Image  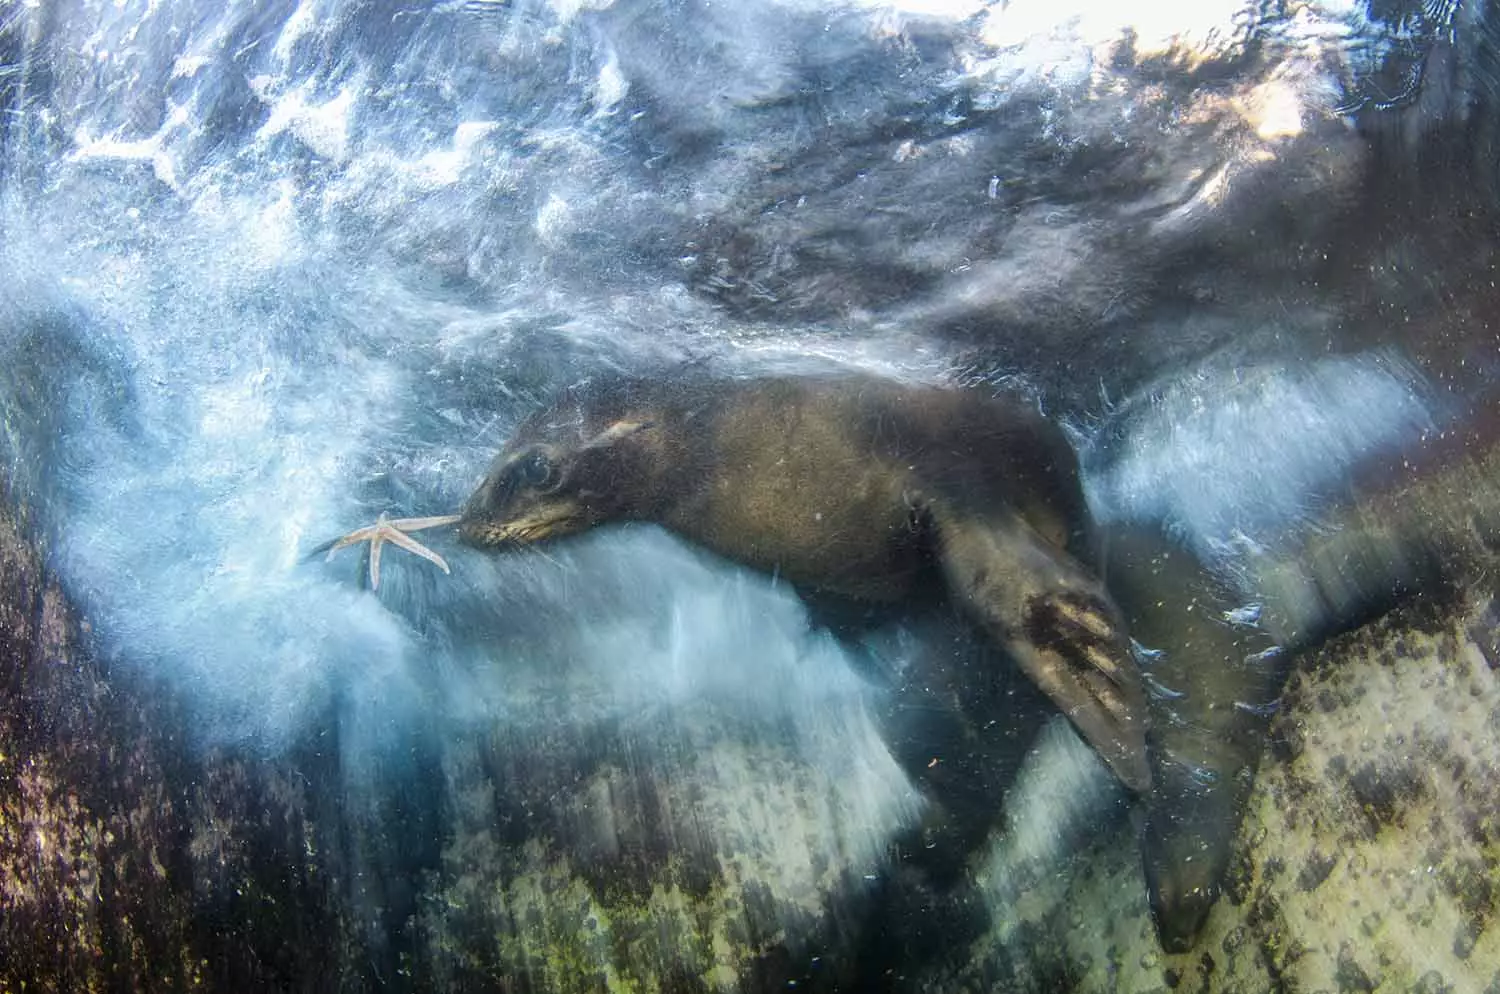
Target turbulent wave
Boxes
[0,0,1492,987]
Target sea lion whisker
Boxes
[521,544,566,570]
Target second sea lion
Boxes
[330,371,1153,792]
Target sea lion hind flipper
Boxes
[934,509,1152,792]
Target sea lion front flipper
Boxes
[933,507,1152,792]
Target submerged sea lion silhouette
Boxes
[321,372,1151,792]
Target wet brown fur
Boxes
[459,373,1152,791]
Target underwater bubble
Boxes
[1245,645,1286,666]
[1144,673,1187,701]
[1131,639,1166,666]
[1234,698,1282,718]
[1223,603,1263,627]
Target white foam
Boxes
[255,79,357,162]
[1086,353,1438,559]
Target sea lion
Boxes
[1100,524,1291,952]
[325,372,1152,792]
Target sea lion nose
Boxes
[454,514,487,548]
[455,489,491,537]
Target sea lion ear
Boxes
[582,419,655,450]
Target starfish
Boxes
[317,513,462,590]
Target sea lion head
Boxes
[458,380,665,548]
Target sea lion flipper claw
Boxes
[936,510,1152,792]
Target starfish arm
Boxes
[369,534,385,591]
[388,514,463,531]
[322,525,379,561]
[383,528,452,574]
[302,535,344,561]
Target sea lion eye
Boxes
[518,450,559,491]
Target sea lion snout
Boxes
[458,413,659,547]
[457,443,584,547]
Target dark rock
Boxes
[0,507,361,992]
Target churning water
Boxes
[0,0,1491,989]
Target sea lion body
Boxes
[662,380,1078,601]
[659,381,935,602]
[459,373,1151,791]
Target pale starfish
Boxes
[319,513,462,590]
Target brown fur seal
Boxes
[1101,524,1291,951]
[443,373,1152,791]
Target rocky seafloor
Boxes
[979,598,1500,994]
[2,498,1497,993]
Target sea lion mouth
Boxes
[458,504,586,548]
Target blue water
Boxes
[0,0,1484,984]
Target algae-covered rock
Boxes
[6,472,1500,992]
[956,597,1500,994]
[417,664,920,992]
[0,507,362,992]
[1203,602,1500,994]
